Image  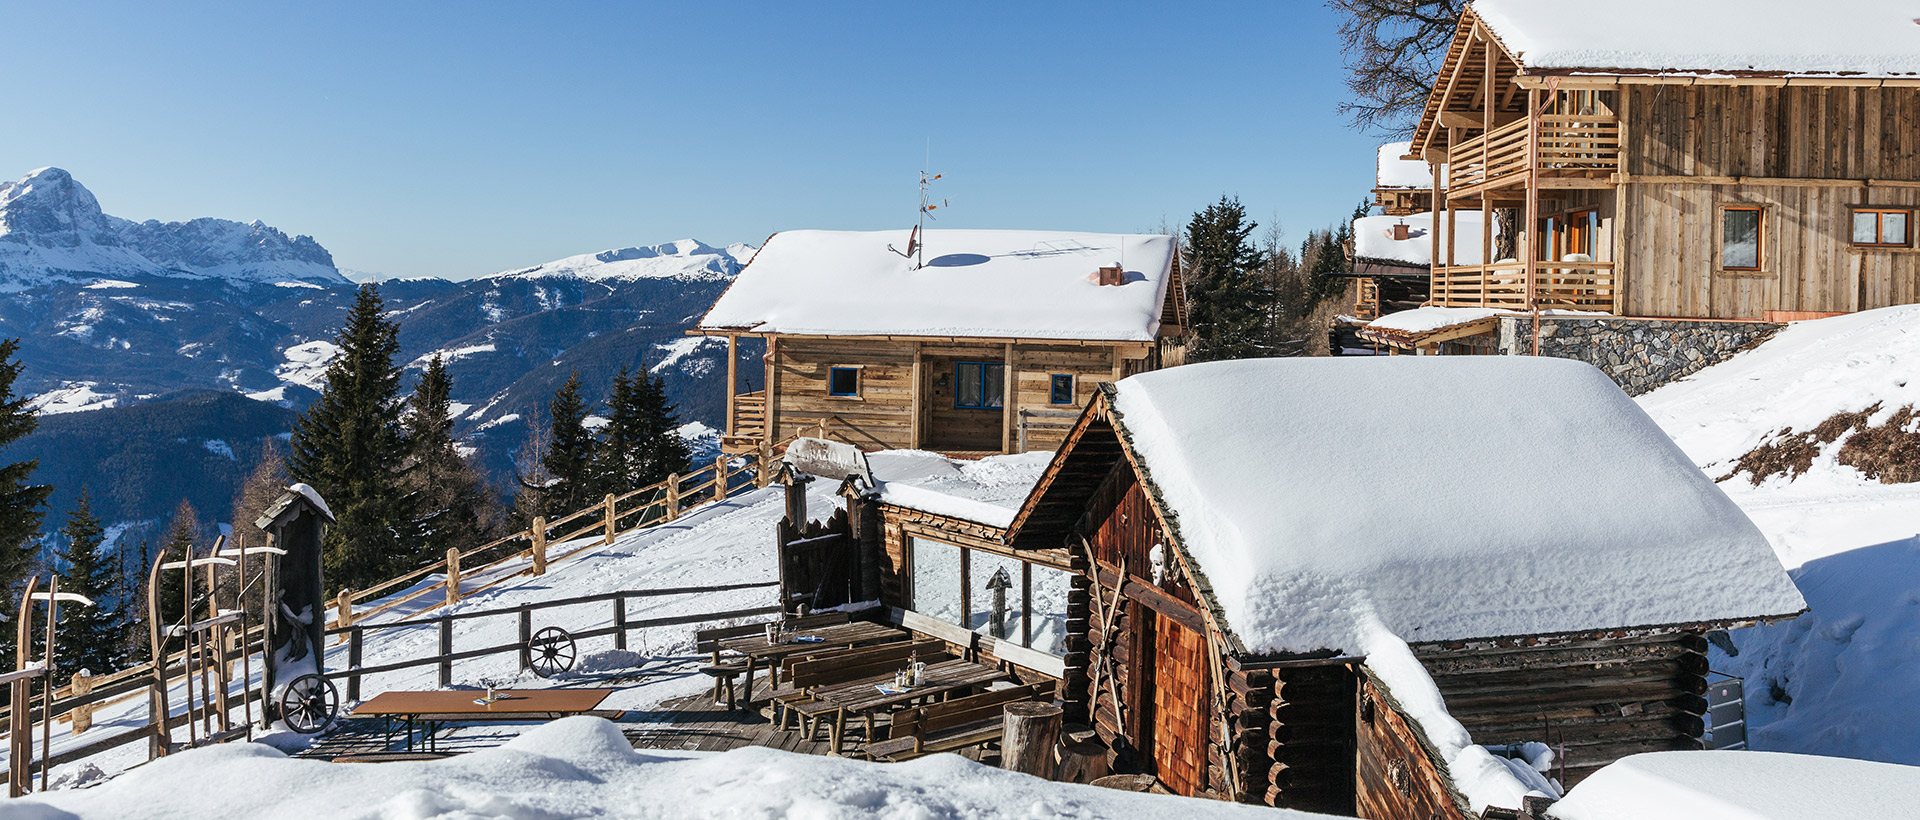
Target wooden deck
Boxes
[625,692,996,763]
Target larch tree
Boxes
[403,355,499,559]
[53,489,130,675]
[229,442,291,623]
[0,338,52,599]
[1330,0,1464,136]
[538,372,598,515]
[1183,197,1274,362]
[289,284,413,592]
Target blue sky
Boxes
[5,1,1376,280]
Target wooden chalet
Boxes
[696,229,1187,457]
[992,357,1804,816]
[1405,0,1920,326]
[1372,141,1437,218]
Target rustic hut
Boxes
[695,229,1187,457]
[999,357,1805,817]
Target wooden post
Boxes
[1001,701,1063,778]
[334,588,354,644]
[531,517,548,576]
[1001,343,1016,453]
[712,456,729,503]
[438,616,453,687]
[612,596,628,651]
[1055,730,1110,784]
[445,547,462,605]
[518,609,533,671]
[603,494,617,544]
[347,628,363,701]
[666,474,681,522]
[71,671,95,734]
[908,341,923,449]
[755,442,773,489]
[725,333,738,437]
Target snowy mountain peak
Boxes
[492,238,755,283]
[0,166,347,291]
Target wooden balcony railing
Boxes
[725,390,768,450]
[1448,115,1621,197]
[1432,261,1619,314]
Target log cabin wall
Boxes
[1264,664,1359,815]
[1617,84,1920,318]
[1412,629,1711,786]
[771,338,917,449]
[1355,673,1471,820]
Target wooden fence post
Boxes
[518,609,533,671]
[445,547,462,606]
[713,456,729,503]
[334,589,354,645]
[1001,701,1063,778]
[347,628,363,701]
[603,494,617,544]
[70,671,95,734]
[755,442,773,489]
[613,596,628,651]
[531,518,548,576]
[438,616,453,687]
[666,474,682,522]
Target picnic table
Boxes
[718,621,907,705]
[351,688,617,752]
[798,658,1008,753]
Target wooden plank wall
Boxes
[921,346,1005,451]
[1620,85,1920,318]
[1012,344,1118,453]
[1355,674,1471,820]
[1413,630,1710,786]
[771,338,916,448]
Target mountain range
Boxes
[0,167,760,536]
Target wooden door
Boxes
[1150,612,1210,796]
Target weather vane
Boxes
[888,164,949,269]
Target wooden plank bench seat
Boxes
[333,751,456,763]
[694,612,852,709]
[774,639,949,732]
[865,681,1055,763]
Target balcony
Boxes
[1432,261,1618,314]
[1447,115,1620,201]
[722,390,768,453]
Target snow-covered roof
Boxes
[1365,306,1504,337]
[1472,0,1920,78]
[868,450,1053,529]
[1548,751,1920,820]
[1105,357,1804,656]
[1376,142,1433,189]
[697,229,1177,342]
[1353,211,1494,267]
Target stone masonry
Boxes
[1497,316,1783,396]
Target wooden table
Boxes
[351,688,616,751]
[718,621,908,705]
[800,659,1008,753]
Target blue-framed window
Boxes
[828,366,860,397]
[1049,374,1074,404]
[955,361,1005,409]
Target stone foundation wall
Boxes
[1497,317,1783,396]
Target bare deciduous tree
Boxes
[1330,0,1464,137]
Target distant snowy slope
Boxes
[491,239,752,282]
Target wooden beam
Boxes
[724,334,738,438]
[1091,562,1206,635]
[1439,110,1522,130]
[1618,173,1920,189]
[909,341,923,449]
[1002,342,1016,453]
[1514,74,1920,90]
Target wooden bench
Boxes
[775,638,948,733]
[694,612,852,709]
[865,681,1056,762]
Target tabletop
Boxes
[351,688,614,717]
[807,659,1006,714]
[718,621,907,660]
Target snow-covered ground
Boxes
[1637,305,1920,765]
[1547,750,1920,820]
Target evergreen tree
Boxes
[595,366,692,497]
[150,501,199,653]
[1183,197,1274,361]
[0,338,52,596]
[402,355,499,558]
[539,372,598,514]
[288,284,412,591]
[53,489,129,675]
[593,368,643,497]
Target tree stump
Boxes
[1055,726,1109,783]
[1001,701,1063,778]
[70,671,95,734]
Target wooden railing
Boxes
[1448,115,1620,196]
[725,391,768,451]
[1432,261,1619,314]
[1356,278,1381,320]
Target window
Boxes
[1049,374,1074,405]
[1538,209,1598,261]
[1853,208,1912,248]
[1722,206,1763,271]
[908,536,1072,657]
[954,362,1005,409]
[827,366,860,397]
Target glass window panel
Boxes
[828,367,859,396]
[982,363,1005,409]
[1028,564,1073,657]
[1723,209,1760,269]
[956,364,982,408]
[967,551,1024,643]
[1854,212,1881,244]
[909,537,963,627]
[1050,374,1073,404]
[1886,212,1909,245]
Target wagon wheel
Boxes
[279,673,339,734]
[528,626,577,678]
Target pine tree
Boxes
[403,355,499,559]
[53,489,129,675]
[0,338,53,597]
[593,368,642,497]
[540,372,598,514]
[594,366,692,498]
[1183,197,1274,361]
[150,501,200,653]
[288,284,412,591]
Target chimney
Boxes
[1089,265,1125,286]
[1392,222,1410,241]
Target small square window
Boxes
[827,367,860,397]
[1852,208,1912,248]
[1722,207,1762,270]
[1049,374,1074,404]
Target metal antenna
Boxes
[888,143,949,269]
